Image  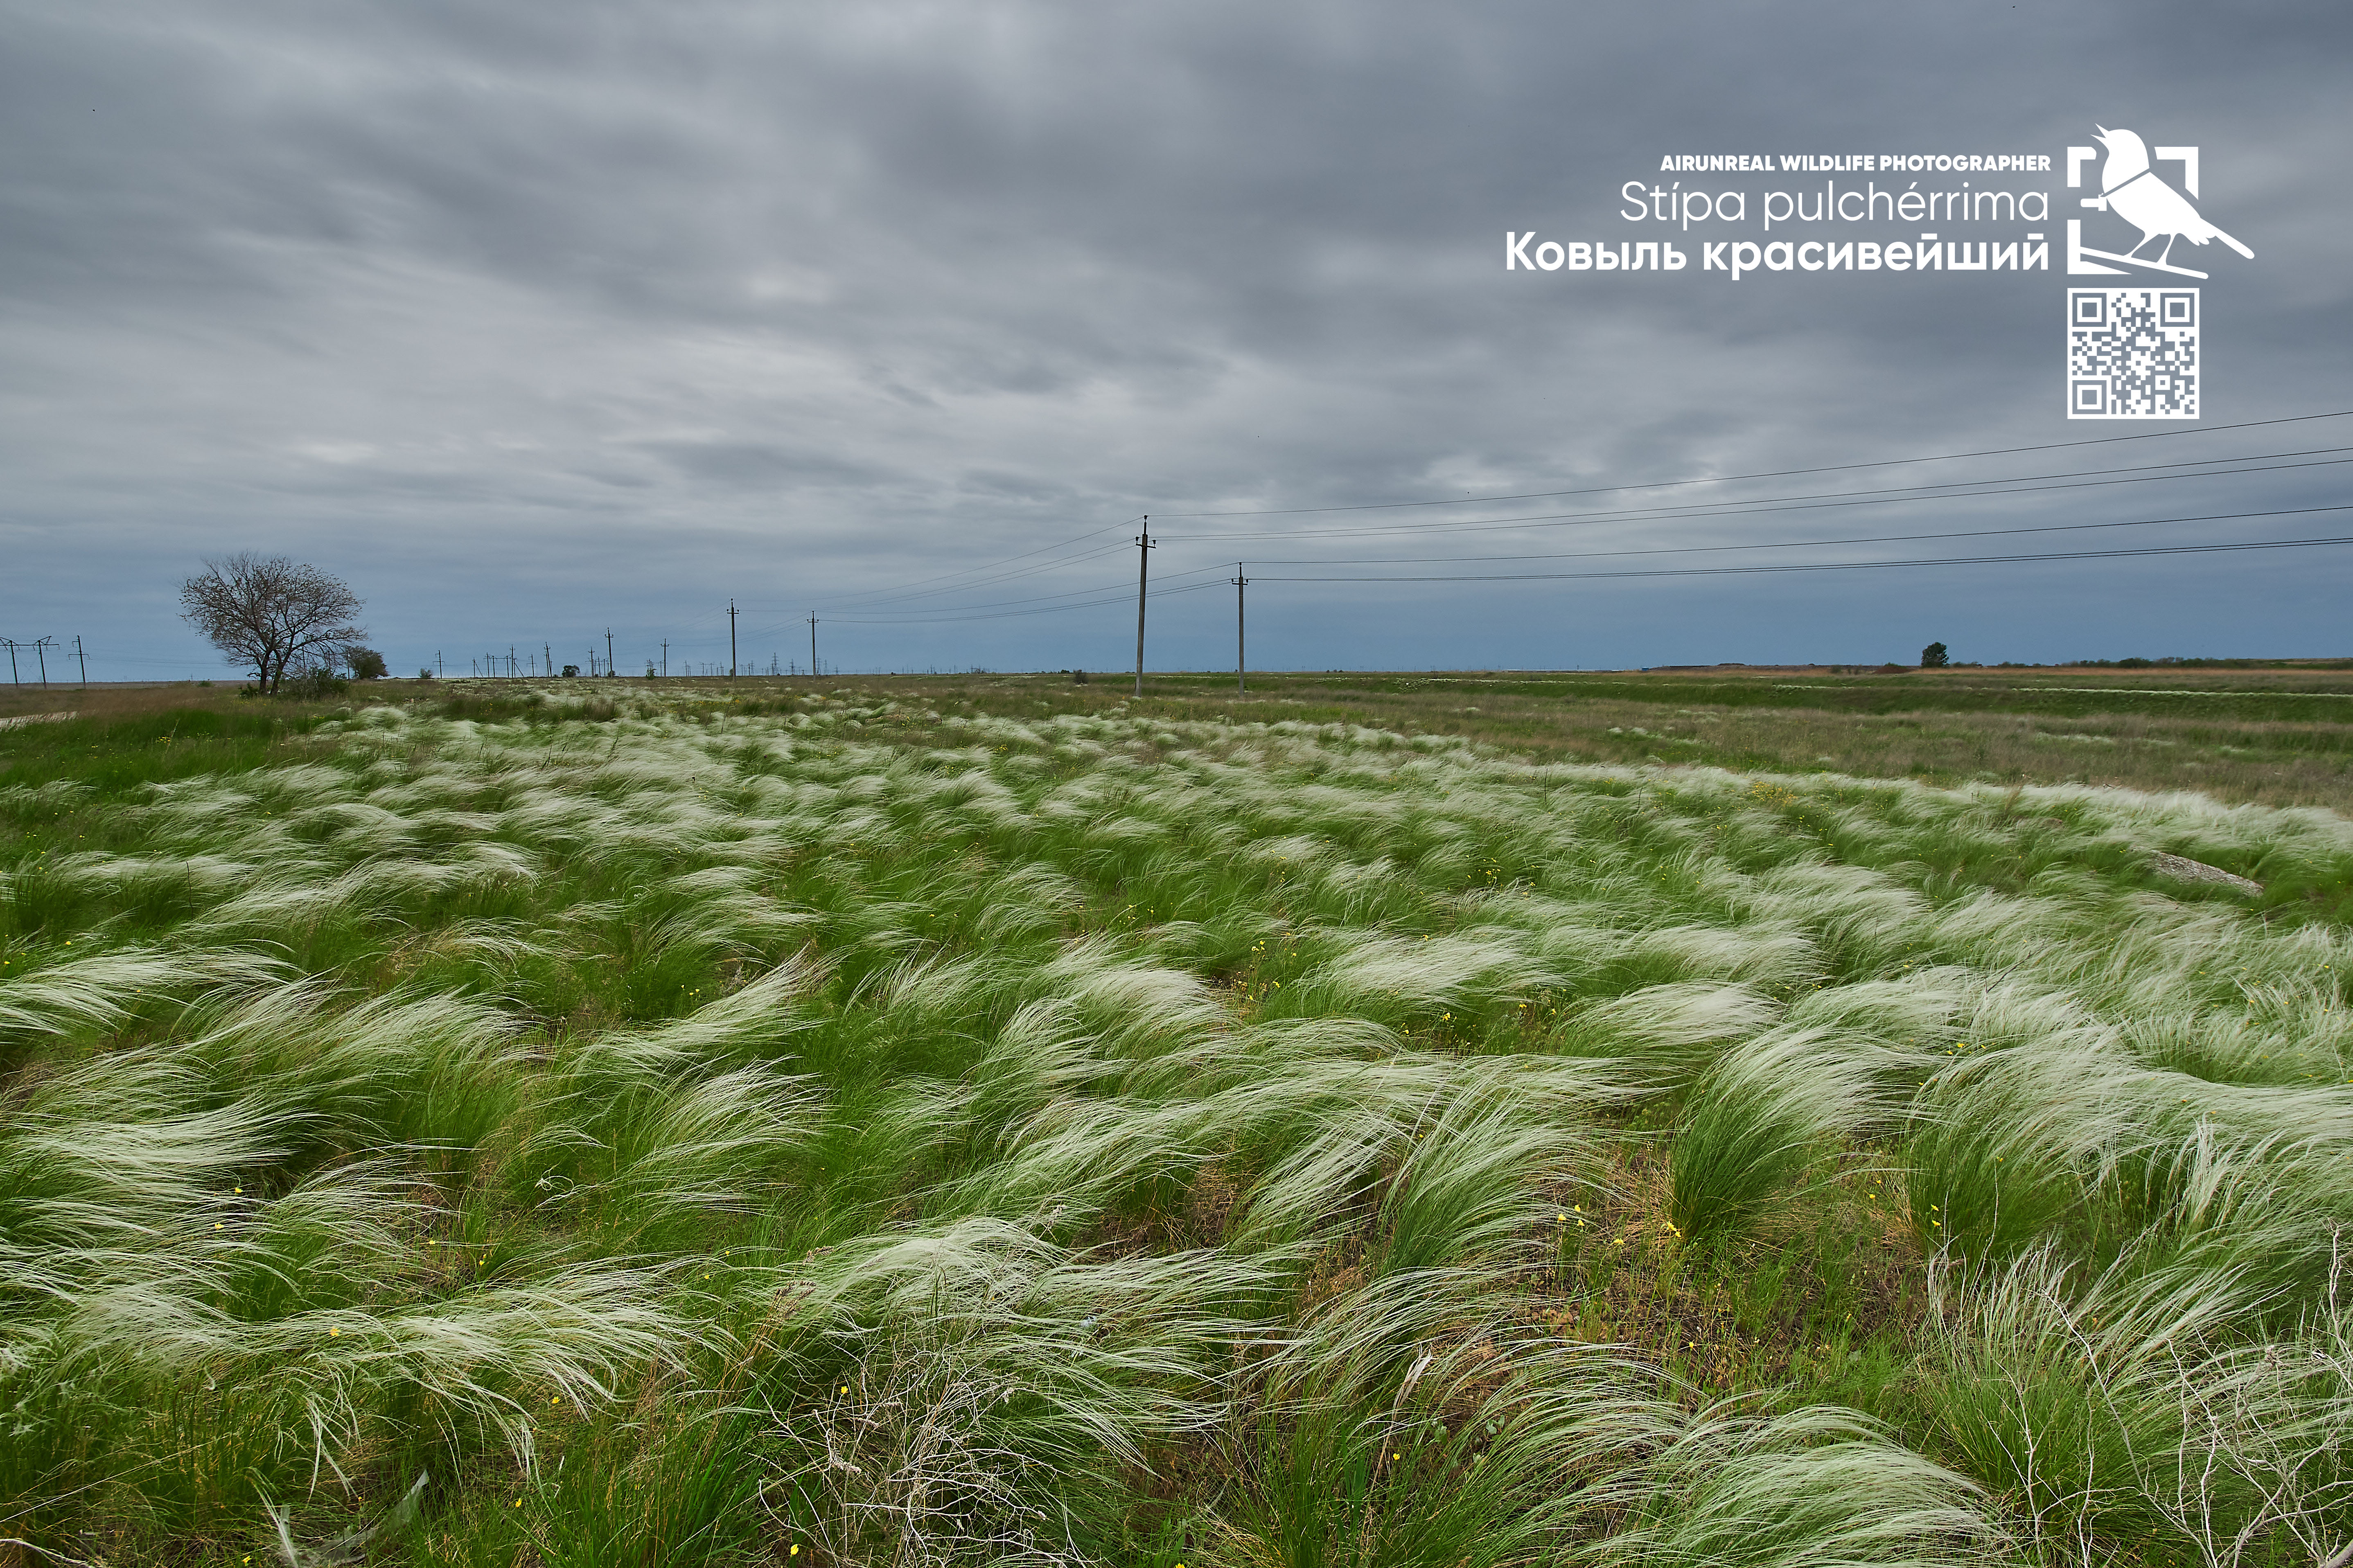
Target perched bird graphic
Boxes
[2083,126,2252,267]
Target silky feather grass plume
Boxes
[1921,1239,2353,1560]
[1669,1026,1935,1242]
[0,944,289,1041]
[11,694,2353,1561]
[0,1092,310,1324]
[169,983,531,1154]
[1226,1272,1634,1568]
[1906,1036,2353,1264]
[1566,1405,2010,1568]
[1236,1271,2005,1568]
[937,994,1617,1239]
[559,948,830,1079]
[519,957,832,1229]
[765,1218,1283,1566]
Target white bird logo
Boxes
[2081,126,2252,270]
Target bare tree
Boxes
[178,553,365,694]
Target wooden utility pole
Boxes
[1232,564,1248,695]
[605,628,614,676]
[32,637,56,686]
[1,638,20,685]
[728,600,738,678]
[1133,519,1153,697]
[544,643,552,679]
[74,635,87,686]
[808,614,819,679]
[660,639,668,677]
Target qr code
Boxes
[2067,288,2197,419]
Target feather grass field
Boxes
[4,680,2352,1565]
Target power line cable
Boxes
[817,561,1240,624]
[729,409,2353,634]
[782,509,2353,628]
[1249,533,2353,584]
[729,527,1149,638]
[1158,449,2353,542]
[824,577,1230,625]
[813,517,1145,610]
[1152,409,2353,518]
[794,537,1141,619]
[774,446,2352,630]
[1236,502,2353,568]
[773,489,2353,630]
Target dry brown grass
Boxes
[20,662,2353,806]
[0,676,433,724]
[759,665,2353,810]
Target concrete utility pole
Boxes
[74,635,87,686]
[808,614,818,679]
[605,628,614,675]
[436,651,443,678]
[1133,518,1153,697]
[33,637,56,686]
[1232,564,1248,695]
[728,599,738,678]
[660,639,669,678]
[510,645,517,679]
[544,643,552,679]
[1,638,19,686]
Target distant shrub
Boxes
[277,667,349,700]
[346,647,388,680]
[1920,642,1949,668]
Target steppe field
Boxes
[5,667,2353,1567]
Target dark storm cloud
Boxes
[3,0,2349,677]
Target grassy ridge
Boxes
[1230,669,2353,724]
[2,682,2351,1564]
[0,706,338,795]
[1135,667,2353,807]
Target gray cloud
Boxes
[3,0,2349,679]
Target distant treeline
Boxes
[2048,657,2353,669]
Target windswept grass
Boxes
[4,679,2353,1564]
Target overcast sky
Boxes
[5,0,2348,681]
